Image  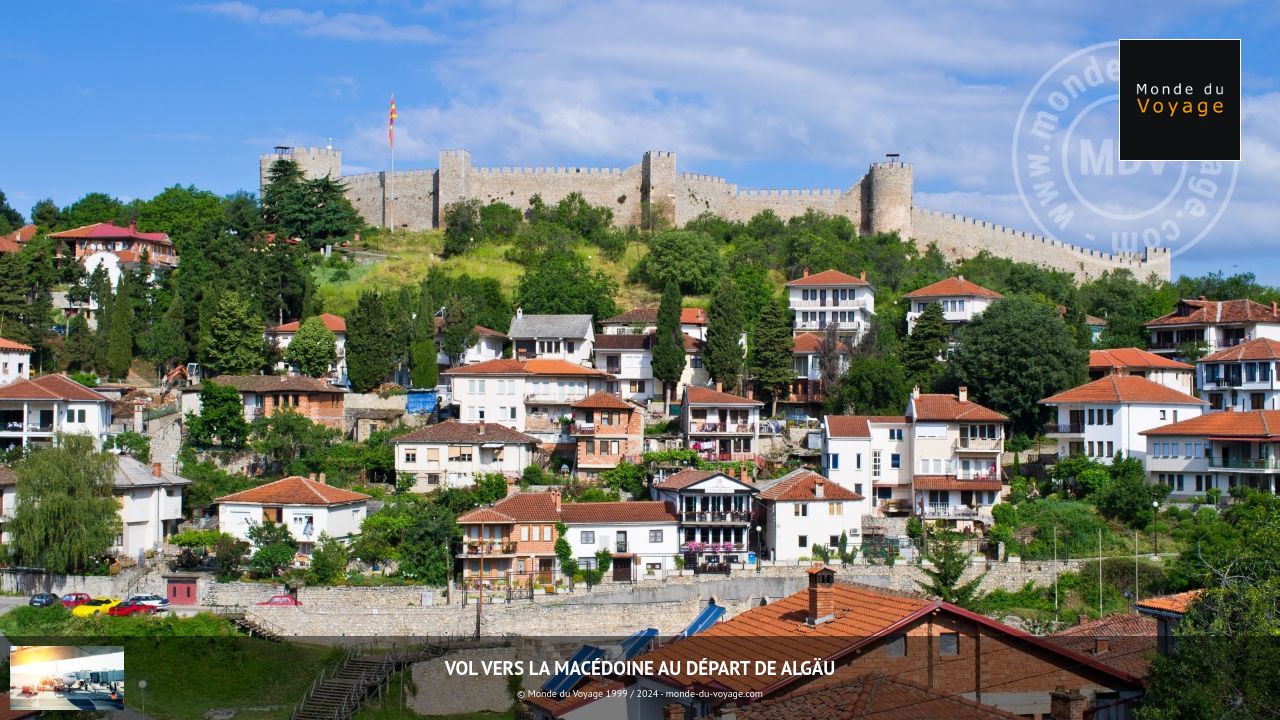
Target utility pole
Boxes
[1134,529,1140,604]
[476,520,483,640]
[1098,528,1103,617]
[1053,526,1058,615]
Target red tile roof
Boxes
[593,334,652,351]
[912,475,1003,491]
[558,500,678,524]
[1143,299,1280,328]
[1135,589,1203,615]
[215,476,369,506]
[4,224,38,245]
[49,221,172,245]
[785,269,870,287]
[205,375,345,394]
[1140,410,1280,438]
[911,393,1007,422]
[1090,348,1193,370]
[457,492,561,524]
[652,468,734,490]
[443,358,610,377]
[525,677,623,716]
[759,469,863,501]
[0,336,34,352]
[685,385,762,406]
[0,374,108,402]
[392,420,538,445]
[1199,337,1280,362]
[1040,375,1204,406]
[601,307,708,325]
[824,415,908,438]
[682,333,704,352]
[270,313,347,334]
[792,332,849,354]
[0,236,20,254]
[735,673,1023,720]
[571,391,634,410]
[1047,614,1158,678]
[902,276,1003,299]
[474,325,507,339]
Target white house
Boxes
[460,326,507,365]
[1089,348,1195,395]
[903,276,1003,339]
[682,385,763,462]
[600,306,709,341]
[507,310,594,365]
[0,337,32,386]
[822,414,911,512]
[758,469,865,562]
[216,475,370,555]
[593,334,654,403]
[1042,375,1205,463]
[785,269,875,345]
[1144,298,1280,358]
[779,332,849,421]
[112,456,189,559]
[392,420,539,491]
[0,374,111,451]
[651,468,757,560]
[1197,338,1280,411]
[266,313,348,386]
[559,501,680,581]
[906,387,1008,528]
[1141,410,1280,498]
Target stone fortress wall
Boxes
[259,146,1170,281]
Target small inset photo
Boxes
[9,645,125,711]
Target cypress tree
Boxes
[704,277,744,392]
[347,291,396,393]
[749,297,794,417]
[651,281,686,414]
[901,301,949,388]
[105,277,134,379]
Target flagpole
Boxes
[388,93,396,232]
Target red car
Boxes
[256,595,301,607]
[60,593,92,608]
[107,599,159,617]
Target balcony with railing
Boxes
[1044,423,1084,435]
[795,319,868,332]
[954,437,1002,452]
[791,297,869,310]
[689,422,757,435]
[458,539,519,557]
[922,504,989,520]
[694,451,758,463]
[679,510,753,525]
[525,415,570,433]
[1206,456,1280,472]
[524,391,589,404]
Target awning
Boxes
[481,442,506,449]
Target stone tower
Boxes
[641,150,678,228]
[259,146,342,191]
[436,149,472,226]
[862,156,913,238]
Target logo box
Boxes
[1119,39,1240,161]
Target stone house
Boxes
[181,375,346,429]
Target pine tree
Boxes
[902,301,949,388]
[651,281,686,413]
[750,297,794,416]
[63,314,94,371]
[106,278,135,379]
[346,291,396,393]
[199,291,265,376]
[0,253,27,340]
[150,292,188,372]
[916,531,985,607]
[704,277,744,392]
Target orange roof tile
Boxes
[270,313,347,334]
[902,276,1003,299]
[1135,589,1203,615]
[759,470,863,501]
[1143,299,1280,328]
[0,374,108,402]
[49,221,171,245]
[393,420,538,445]
[653,468,734,490]
[911,393,1007,422]
[1047,614,1158,678]
[913,475,1003,491]
[1089,348,1193,370]
[735,673,1023,720]
[785,269,870,287]
[685,385,762,406]
[1040,375,1204,406]
[792,332,849,354]
[4,224,37,245]
[824,415,908,438]
[525,678,623,716]
[457,492,561,524]
[682,333,704,352]
[559,501,678,525]
[215,476,370,506]
[602,307,708,325]
[0,336,34,352]
[1199,337,1280,362]
[442,358,528,375]
[1140,410,1280,438]
[571,391,634,410]
[442,358,609,377]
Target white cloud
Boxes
[187,2,439,43]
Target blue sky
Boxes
[3,1,1278,281]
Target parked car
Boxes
[28,593,60,608]
[60,593,92,608]
[256,595,301,607]
[71,597,122,617]
[108,599,159,617]
[127,594,170,609]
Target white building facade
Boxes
[0,374,111,451]
[759,469,866,562]
[393,420,538,491]
[822,415,911,512]
[560,501,681,580]
[1197,338,1280,412]
[784,269,876,344]
[902,276,1003,339]
[1142,411,1280,499]
[216,476,370,554]
[0,338,33,386]
[507,311,595,365]
[1042,375,1206,463]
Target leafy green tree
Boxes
[750,297,794,416]
[59,192,127,230]
[704,277,744,392]
[826,355,908,415]
[901,301,948,387]
[105,278,134,379]
[30,198,60,230]
[63,314,94,371]
[136,184,224,243]
[396,501,457,584]
[7,435,120,574]
[479,201,523,241]
[346,291,396,392]
[250,409,339,474]
[515,249,617,319]
[186,380,250,449]
[442,199,484,257]
[0,253,28,342]
[574,486,622,502]
[247,520,298,577]
[215,534,250,581]
[916,531,985,607]
[601,462,649,499]
[652,281,686,412]
[1095,454,1168,528]
[198,291,265,376]
[0,190,25,233]
[949,296,1085,436]
[284,316,337,377]
[307,533,349,584]
[149,292,188,372]
[300,175,362,248]
[554,522,578,581]
[409,334,439,389]
[633,230,723,294]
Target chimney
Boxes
[806,564,836,626]
[478,419,486,436]
[516,307,524,319]
[802,268,809,278]
[1093,637,1109,655]
[318,472,326,485]
[958,386,968,403]
[859,270,867,282]
[746,388,754,400]
[958,275,964,281]
[1049,687,1087,720]
[133,401,145,434]
[662,704,686,720]
[150,462,162,478]
[309,473,317,482]
[1198,295,1207,301]
[715,381,723,392]
[550,490,562,511]
[912,385,921,399]
[1272,301,1277,315]
[814,478,824,499]
[739,464,750,485]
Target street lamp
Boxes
[1151,500,1160,561]
[754,525,763,574]
[138,679,147,715]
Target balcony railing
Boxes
[1147,341,1181,350]
[680,511,753,525]
[791,298,869,309]
[1044,423,1084,435]
[923,504,982,519]
[569,423,595,435]
[1206,457,1280,470]
[524,392,589,404]
[0,421,53,433]
[460,540,518,555]
[690,422,756,434]
[955,437,1002,451]
[695,451,758,462]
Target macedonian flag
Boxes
[389,95,398,147]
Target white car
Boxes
[128,594,170,609]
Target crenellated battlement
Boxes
[734,187,846,198]
[472,165,626,175]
